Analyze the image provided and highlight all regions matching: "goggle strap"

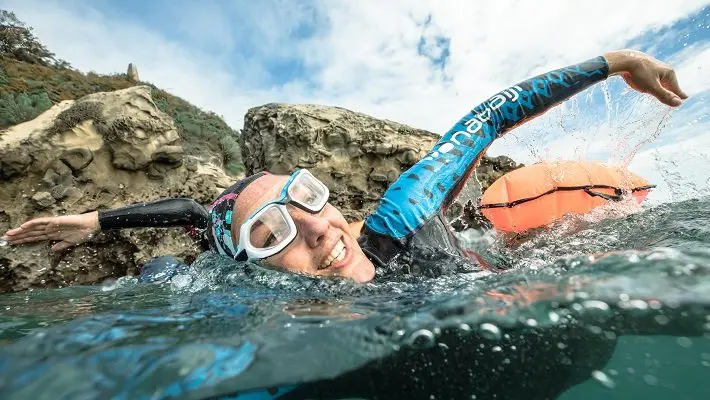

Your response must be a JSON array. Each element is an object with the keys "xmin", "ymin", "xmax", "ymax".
[{"xmin": 235, "ymin": 251, "xmax": 249, "ymax": 262}]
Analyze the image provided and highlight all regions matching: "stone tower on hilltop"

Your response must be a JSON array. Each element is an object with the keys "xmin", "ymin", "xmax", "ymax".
[{"xmin": 127, "ymin": 63, "xmax": 139, "ymax": 81}]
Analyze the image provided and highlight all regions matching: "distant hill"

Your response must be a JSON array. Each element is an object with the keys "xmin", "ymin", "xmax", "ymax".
[{"xmin": 0, "ymin": 9, "xmax": 243, "ymax": 176}]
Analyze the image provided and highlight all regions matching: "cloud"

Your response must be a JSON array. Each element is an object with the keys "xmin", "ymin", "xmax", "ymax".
[{"xmin": 1, "ymin": 0, "xmax": 708, "ymax": 203}]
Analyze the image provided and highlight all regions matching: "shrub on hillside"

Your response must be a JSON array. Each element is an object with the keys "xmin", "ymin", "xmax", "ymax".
[{"xmin": 0, "ymin": 91, "xmax": 52, "ymax": 127}]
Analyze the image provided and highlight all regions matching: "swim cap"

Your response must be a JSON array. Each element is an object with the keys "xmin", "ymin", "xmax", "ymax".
[{"xmin": 206, "ymin": 171, "xmax": 270, "ymax": 258}]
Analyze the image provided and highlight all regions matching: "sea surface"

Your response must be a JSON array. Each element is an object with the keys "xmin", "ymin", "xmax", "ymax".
[{"xmin": 1, "ymin": 196, "xmax": 710, "ymax": 399}]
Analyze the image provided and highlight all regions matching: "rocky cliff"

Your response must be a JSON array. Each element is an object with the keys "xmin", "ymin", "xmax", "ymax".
[
  {"xmin": 241, "ymin": 103, "xmax": 521, "ymax": 227},
  {"xmin": 0, "ymin": 86, "xmax": 235, "ymax": 293}
]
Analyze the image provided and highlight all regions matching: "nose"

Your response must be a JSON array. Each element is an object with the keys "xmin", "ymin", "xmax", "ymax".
[{"xmin": 290, "ymin": 208, "xmax": 330, "ymax": 248}]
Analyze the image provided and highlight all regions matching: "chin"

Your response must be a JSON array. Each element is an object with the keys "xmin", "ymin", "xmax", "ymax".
[{"xmin": 345, "ymin": 258, "xmax": 376, "ymax": 283}]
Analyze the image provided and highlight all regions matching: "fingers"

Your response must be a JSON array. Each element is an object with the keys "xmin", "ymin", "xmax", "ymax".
[
  {"xmin": 4, "ymin": 232, "xmax": 58, "ymax": 245},
  {"xmin": 4, "ymin": 217, "xmax": 57, "ymax": 237},
  {"xmin": 51, "ymin": 241, "xmax": 75, "ymax": 252},
  {"xmin": 4, "ymin": 223, "xmax": 56, "ymax": 242},
  {"xmin": 662, "ymin": 70, "xmax": 689, "ymax": 100},
  {"xmin": 647, "ymin": 78, "xmax": 683, "ymax": 107}
]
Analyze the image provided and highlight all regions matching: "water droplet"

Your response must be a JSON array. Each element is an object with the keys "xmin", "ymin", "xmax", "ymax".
[
  {"xmin": 583, "ymin": 300, "xmax": 610, "ymax": 312},
  {"xmin": 0, "ymin": 237, "xmax": 8, "ymax": 247},
  {"xmin": 608, "ymin": 369, "xmax": 618, "ymax": 376},
  {"xmin": 654, "ymin": 315, "xmax": 669, "ymax": 325},
  {"xmin": 677, "ymin": 337, "xmax": 693, "ymax": 348},
  {"xmin": 627, "ymin": 367, "xmax": 636, "ymax": 374},
  {"xmin": 526, "ymin": 318, "xmax": 538, "ymax": 327},
  {"xmin": 458, "ymin": 323, "xmax": 471, "ymax": 332},
  {"xmin": 4, "ymin": 306, "xmax": 9, "ymax": 311},
  {"xmin": 479, "ymin": 323, "xmax": 502, "ymax": 340},
  {"xmin": 491, "ymin": 346, "xmax": 502, "ymax": 352},
  {"xmin": 408, "ymin": 329, "xmax": 436, "ymax": 349},
  {"xmin": 592, "ymin": 370, "xmax": 616, "ymax": 389},
  {"xmin": 549, "ymin": 311, "xmax": 560, "ymax": 323},
  {"xmin": 644, "ymin": 374, "xmax": 658, "ymax": 386},
  {"xmin": 619, "ymin": 293, "xmax": 630, "ymax": 301},
  {"xmin": 702, "ymin": 361, "xmax": 710, "ymax": 367},
  {"xmin": 557, "ymin": 342, "xmax": 567, "ymax": 349},
  {"xmin": 648, "ymin": 300, "xmax": 662, "ymax": 310},
  {"xmin": 119, "ymin": 183, "xmax": 125, "ymax": 189},
  {"xmin": 619, "ymin": 299, "xmax": 648, "ymax": 310}
]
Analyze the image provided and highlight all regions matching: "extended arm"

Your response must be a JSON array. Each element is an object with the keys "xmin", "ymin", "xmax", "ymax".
[
  {"xmin": 365, "ymin": 50, "xmax": 687, "ymax": 240},
  {"xmin": 2, "ymin": 198, "xmax": 208, "ymax": 251}
]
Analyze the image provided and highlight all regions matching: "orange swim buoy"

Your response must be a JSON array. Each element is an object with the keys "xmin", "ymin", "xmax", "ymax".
[{"xmin": 480, "ymin": 160, "xmax": 654, "ymax": 233}]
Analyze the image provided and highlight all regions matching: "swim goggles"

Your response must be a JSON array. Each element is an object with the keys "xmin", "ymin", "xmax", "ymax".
[{"xmin": 234, "ymin": 169, "xmax": 330, "ymax": 261}]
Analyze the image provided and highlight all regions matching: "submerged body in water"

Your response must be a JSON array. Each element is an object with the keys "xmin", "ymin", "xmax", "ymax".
[{"xmin": 1, "ymin": 197, "xmax": 710, "ymax": 399}]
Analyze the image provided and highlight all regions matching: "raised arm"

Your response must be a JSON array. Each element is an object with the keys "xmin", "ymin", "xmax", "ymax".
[
  {"xmin": 2, "ymin": 198, "xmax": 208, "ymax": 251},
  {"xmin": 365, "ymin": 50, "xmax": 687, "ymax": 240}
]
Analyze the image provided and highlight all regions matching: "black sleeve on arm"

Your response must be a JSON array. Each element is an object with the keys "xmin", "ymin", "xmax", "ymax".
[{"xmin": 97, "ymin": 198, "xmax": 209, "ymax": 231}]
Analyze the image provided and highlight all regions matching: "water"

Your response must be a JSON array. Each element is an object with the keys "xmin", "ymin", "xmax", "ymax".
[{"xmin": 1, "ymin": 197, "xmax": 710, "ymax": 399}]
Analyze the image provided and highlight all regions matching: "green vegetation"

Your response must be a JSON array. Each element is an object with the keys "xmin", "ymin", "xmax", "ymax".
[{"xmin": 0, "ymin": 9, "xmax": 243, "ymax": 176}]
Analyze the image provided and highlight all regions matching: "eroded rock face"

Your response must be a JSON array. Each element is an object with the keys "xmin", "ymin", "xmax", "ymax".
[
  {"xmin": 241, "ymin": 103, "xmax": 521, "ymax": 226},
  {"xmin": 0, "ymin": 86, "xmax": 237, "ymax": 293}
]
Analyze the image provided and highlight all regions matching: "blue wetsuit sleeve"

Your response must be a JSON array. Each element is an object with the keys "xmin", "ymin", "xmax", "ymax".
[{"xmin": 365, "ymin": 56, "xmax": 610, "ymax": 239}]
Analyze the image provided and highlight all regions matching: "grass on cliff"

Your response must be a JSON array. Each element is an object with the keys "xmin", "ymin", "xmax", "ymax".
[{"xmin": 0, "ymin": 56, "xmax": 243, "ymax": 176}]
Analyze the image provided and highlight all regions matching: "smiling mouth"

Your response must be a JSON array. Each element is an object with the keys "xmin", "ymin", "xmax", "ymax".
[{"xmin": 319, "ymin": 238, "xmax": 347, "ymax": 270}]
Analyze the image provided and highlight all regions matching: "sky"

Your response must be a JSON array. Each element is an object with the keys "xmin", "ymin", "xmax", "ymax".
[{"xmin": 1, "ymin": 0, "xmax": 709, "ymax": 204}]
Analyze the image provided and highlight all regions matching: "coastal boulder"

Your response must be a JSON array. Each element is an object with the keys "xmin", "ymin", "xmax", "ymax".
[
  {"xmin": 241, "ymin": 103, "xmax": 521, "ymax": 227},
  {"xmin": 0, "ymin": 86, "xmax": 235, "ymax": 293}
]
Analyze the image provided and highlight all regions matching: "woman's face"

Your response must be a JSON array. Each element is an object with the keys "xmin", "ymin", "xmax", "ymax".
[{"xmin": 232, "ymin": 174, "xmax": 376, "ymax": 283}]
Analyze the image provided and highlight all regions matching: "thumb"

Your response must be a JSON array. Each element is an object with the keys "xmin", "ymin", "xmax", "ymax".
[{"xmin": 51, "ymin": 241, "xmax": 74, "ymax": 252}]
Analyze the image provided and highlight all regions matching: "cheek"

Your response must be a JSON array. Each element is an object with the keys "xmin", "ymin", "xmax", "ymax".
[
  {"xmin": 265, "ymin": 239, "xmax": 315, "ymax": 273},
  {"xmin": 323, "ymin": 205, "xmax": 348, "ymax": 226}
]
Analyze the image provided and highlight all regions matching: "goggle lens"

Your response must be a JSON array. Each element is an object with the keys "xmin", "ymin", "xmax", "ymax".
[{"xmin": 248, "ymin": 206, "xmax": 293, "ymax": 250}]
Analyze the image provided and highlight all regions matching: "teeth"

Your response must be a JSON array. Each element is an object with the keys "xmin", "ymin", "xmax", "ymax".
[{"xmin": 321, "ymin": 239, "xmax": 346, "ymax": 269}]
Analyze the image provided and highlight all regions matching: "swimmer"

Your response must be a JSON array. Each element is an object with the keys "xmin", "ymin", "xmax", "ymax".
[{"xmin": 2, "ymin": 50, "xmax": 688, "ymax": 283}]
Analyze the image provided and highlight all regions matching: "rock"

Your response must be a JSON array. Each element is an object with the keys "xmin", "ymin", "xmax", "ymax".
[
  {"xmin": 42, "ymin": 160, "xmax": 73, "ymax": 188},
  {"xmin": 0, "ymin": 86, "xmax": 237, "ymax": 293},
  {"xmin": 152, "ymin": 145, "xmax": 184, "ymax": 166},
  {"xmin": 0, "ymin": 151, "xmax": 32, "ymax": 180},
  {"xmin": 127, "ymin": 63, "xmax": 139, "ymax": 81},
  {"xmin": 50, "ymin": 185, "xmax": 73, "ymax": 200},
  {"xmin": 31, "ymin": 191, "xmax": 55, "ymax": 208},
  {"xmin": 60, "ymin": 148, "xmax": 93, "ymax": 172},
  {"xmin": 241, "ymin": 103, "xmax": 521, "ymax": 225}
]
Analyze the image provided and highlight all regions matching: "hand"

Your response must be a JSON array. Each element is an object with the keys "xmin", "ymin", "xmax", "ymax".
[
  {"xmin": 1, "ymin": 211, "xmax": 100, "ymax": 251},
  {"xmin": 604, "ymin": 50, "xmax": 688, "ymax": 107}
]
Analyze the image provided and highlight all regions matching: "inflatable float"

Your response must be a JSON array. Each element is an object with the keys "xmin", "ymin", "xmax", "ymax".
[{"xmin": 480, "ymin": 160, "xmax": 654, "ymax": 233}]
